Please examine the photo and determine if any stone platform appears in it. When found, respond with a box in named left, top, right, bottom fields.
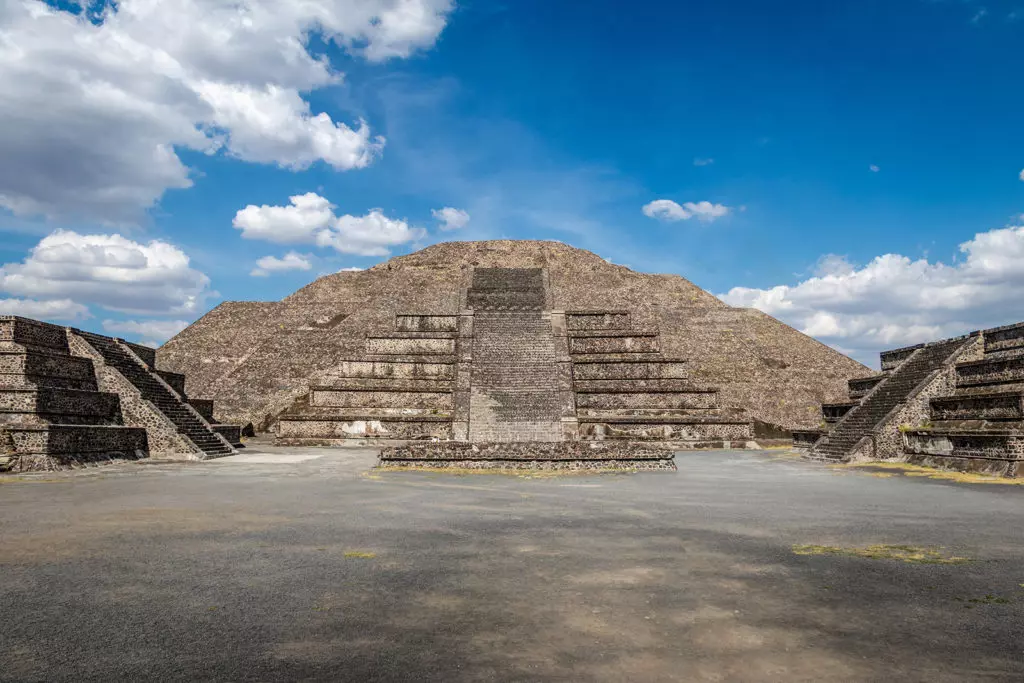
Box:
left=378, top=441, right=677, bottom=471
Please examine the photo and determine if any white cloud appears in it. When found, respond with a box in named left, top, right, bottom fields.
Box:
left=0, top=0, right=452, bottom=222
left=432, top=206, right=470, bottom=230
left=0, top=298, right=89, bottom=321
left=693, top=158, right=714, bottom=167
left=250, top=251, right=313, bottom=277
left=102, top=319, right=190, bottom=343
left=642, top=199, right=731, bottom=223
left=339, top=267, right=365, bottom=272
left=0, top=230, right=213, bottom=316
left=1019, top=168, right=1024, bottom=181
left=234, top=193, right=425, bottom=256
left=720, top=221, right=1024, bottom=365
left=869, top=164, right=880, bottom=173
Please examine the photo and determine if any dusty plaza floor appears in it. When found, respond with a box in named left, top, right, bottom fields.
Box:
left=1, top=448, right=1023, bottom=682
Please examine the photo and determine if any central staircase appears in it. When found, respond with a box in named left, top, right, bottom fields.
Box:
left=76, top=331, right=234, bottom=458
left=467, top=269, right=563, bottom=442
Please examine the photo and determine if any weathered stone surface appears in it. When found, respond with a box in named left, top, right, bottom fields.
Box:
left=159, top=241, right=866, bottom=430
left=0, top=316, right=240, bottom=471
left=379, top=441, right=676, bottom=470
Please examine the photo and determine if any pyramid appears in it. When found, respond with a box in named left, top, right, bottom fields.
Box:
left=157, top=240, right=868, bottom=444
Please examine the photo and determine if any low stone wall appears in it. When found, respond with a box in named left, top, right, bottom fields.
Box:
left=277, top=416, right=452, bottom=443
left=3, top=424, right=148, bottom=471
left=578, top=419, right=752, bottom=442
left=378, top=441, right=676, bottom=470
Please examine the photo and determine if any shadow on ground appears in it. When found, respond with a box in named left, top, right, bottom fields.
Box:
left=1, top=448, right=1022, bottom=682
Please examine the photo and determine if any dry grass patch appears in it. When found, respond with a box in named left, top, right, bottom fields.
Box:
left=833, top=462, right=1024, bottom=485
left=792, top=544, right=971, bottom=565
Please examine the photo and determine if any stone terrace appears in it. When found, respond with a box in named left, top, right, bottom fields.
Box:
left=802, top=320, right=1024, bottom=477
left=0, top=316, right=239, bottom=471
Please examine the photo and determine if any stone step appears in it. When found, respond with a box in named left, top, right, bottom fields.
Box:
left=310, top=378, right=454, bottom=392
left=277, top=414, right=453, bottom=442
left=309, top=387, right=453, bottom=410
left=573, top=361, right=688, bottom=381
left=903, top=428, right=1023, bottom=478
left=576, top=390, right=719, bottom=410
left=956, top=356, right=1024, bottom=388
left=324, top=359, right=456, bottom=380
left=930, top=391, right=1024, bottom=422
left=564, top=311, right=631, bottom=332
left=569, top=335, right=660, bottom=354
left=0, top=387, right=121, bottom=424
left=366, top=336, right=456, bottom=356
left=394, top=315, right=459, bottom=333
left=574, top=378, right=713, bottom=392
left=822, top=402, right=858, bottom=423
left=982, top=321, right=1024, bottom=357
left=847, top=375, right=885, bottom=400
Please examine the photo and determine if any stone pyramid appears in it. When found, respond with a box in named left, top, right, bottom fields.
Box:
left=157, top=240, right=867, bottom=444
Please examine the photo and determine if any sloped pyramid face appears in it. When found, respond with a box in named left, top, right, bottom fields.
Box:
left=157, top=240, right=867, bottom=436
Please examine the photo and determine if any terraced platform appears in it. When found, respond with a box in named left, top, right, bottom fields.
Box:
left=804, top=320, right=1024, bottom=477
left=1, top=316, right=239, bottom=471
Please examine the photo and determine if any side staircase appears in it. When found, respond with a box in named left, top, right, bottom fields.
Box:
left=75, top=331, right=234, bottom=458
left=808, top=337, right=971, bottom=461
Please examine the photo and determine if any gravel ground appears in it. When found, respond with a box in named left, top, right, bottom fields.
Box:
left=1, top=447, right=1022, bottom=682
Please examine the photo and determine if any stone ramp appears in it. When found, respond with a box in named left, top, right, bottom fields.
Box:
left=378, top=441, right=676, bottom=471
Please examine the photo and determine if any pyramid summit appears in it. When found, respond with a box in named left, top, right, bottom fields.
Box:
left=157, top=240, right=867, bottom=445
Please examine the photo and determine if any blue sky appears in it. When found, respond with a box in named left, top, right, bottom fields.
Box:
left=1, top=0, right=1022, bottom=364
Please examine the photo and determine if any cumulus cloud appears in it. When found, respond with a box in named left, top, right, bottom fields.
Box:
left=869, top=164, right=880, bottom=173
left=102, top=319, right=190, bottom=344
left=432, top=206, right=470, bottom=231
left=1019, top=168, right=1024, bottom=181
left=234, top=193, right=425, bottom=256
left=0, top=0, right=452, bottom=222
left=642, top=199, right=731, bottom=223
left=250, top=251, right=313, bottom=277
left=720, top=221, right=1024, bottom=365
left=0, top=230, right=213, bottom=316
left=693, top=158, right=715, bottom=167
left=0, top=298, right=89, bottom=321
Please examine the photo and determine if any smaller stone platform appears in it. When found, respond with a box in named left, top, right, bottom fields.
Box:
left=378, top=441, right=676, bottom=471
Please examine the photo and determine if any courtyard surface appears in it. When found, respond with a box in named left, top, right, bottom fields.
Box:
left=1, top=448, right=1022, bottom=682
